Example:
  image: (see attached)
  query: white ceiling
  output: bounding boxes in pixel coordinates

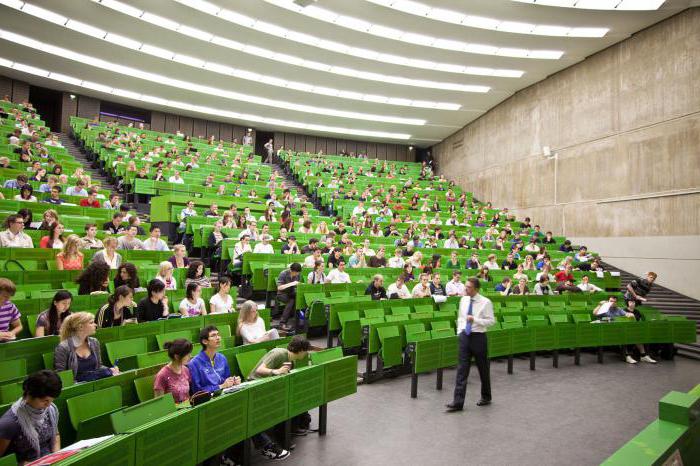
[0,0,693,145]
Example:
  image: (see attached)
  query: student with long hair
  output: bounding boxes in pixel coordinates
[95,285,135,328]
[55,235,84,271]
[179,283,207,317]
[153,338,193,403]
[209,277,234,314]
[39,222,65,249]
[114,263,140,290]
[75,262,110,295]
[184,260,211,288]
[237,300,279,344]
[35,290,72,337]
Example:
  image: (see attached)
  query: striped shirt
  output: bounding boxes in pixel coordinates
[0,301,21,332]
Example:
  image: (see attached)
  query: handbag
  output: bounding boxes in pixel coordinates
[189,390,213,406]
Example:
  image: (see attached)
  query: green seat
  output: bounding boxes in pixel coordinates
[328,291,350,298]
[338,310,362,348]
[412,304,433,314]
[502,315,523,324]
[136,350,170,369]
[391,306,410,316]
[110,393,177,434]
[376,326,403,368]
[105,337,148,366]
[431,328,455,339]
[410,312,433,319]
[134,374,156,403]
[526,315,548,327]
[502,320,524,329]
[156,331,194,350]
[407,331,431,343]
[384,315,405,322]
[363,308,385,319]
[43,352,54,370]
[236,349,268,381]
[430,320,451,331]
[0,359,26,384]
[67,386,122,440]
[438,302,457,313]
[548,314,569,325]
[310,347,344,364]
[572,313,592,324]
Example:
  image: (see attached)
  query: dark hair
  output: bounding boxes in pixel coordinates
[287,336,311,354]
[149,225,160,232]
[19,184,33,198]
[112,212,123,220]
[218,276,231,290]
[23,370,62,399]
[186,260,204,279]
[115,263,140,289]
[466,277,481,290]
[84,223,96,232]
[186,282,199,300]
[290,262,302,272]
[45,290,72,336]
[76,262,110,294]
[46,222,65,248]
[147,279,166,297]
[109,285,133,308]
[164,338,193,360]
[198,325,219,350]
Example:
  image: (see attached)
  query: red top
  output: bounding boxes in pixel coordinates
[79,198,101,208]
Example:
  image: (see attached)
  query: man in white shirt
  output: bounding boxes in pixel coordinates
[304,249,322,268]
[445,271,466,297]
[524,238,540,253]
[387,248,405,268]
[253,235,274,254]
[325,261,351,284]
[386,275,411,299]
[142,226,169,251]
[65,180,88,197]
[447,277,495,412]
[443,234,459,249]
[242,130,253,145]
[0,214,33,248]
[168,170,185,184]
[352,201,366,218]
[577,275,602,293]
[117,226,144,250]
[264,138,273,163]
[232,235,252,268]
[411,273,432,298]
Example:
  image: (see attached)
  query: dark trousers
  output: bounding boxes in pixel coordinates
[278,291,296,323]
[452,331,491,407]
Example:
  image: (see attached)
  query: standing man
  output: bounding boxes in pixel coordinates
[264,138,274,164]
[446,277,495,412]
[276,263,301,331]
[624,272,657,306]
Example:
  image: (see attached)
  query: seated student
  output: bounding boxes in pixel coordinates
[142,226,169,251]
[248,336,314,437]
[445,270,465,297]
[209,277,234,314]
[79,189,100,208]
[495,277,513,296]
[168,244,190,269]
[445,251,461,269]
[429,273,447,296]
[533,276,552,295]
[179,283,207,317]
[465,253,481,270]
[307,260,326,284]
[276,263,301,330]
[365,274,387,300]
[114,263,141,290]
[554,265,575,283]
[0,278,23,342]
[411,273,432,298]
[0,370,62,464]
[368,248,387,267]
[189,326,289,460]
[512,263,529,282]
[304,249,323,269]
[555,279,581,294]
[154,261,177,291]
[511,277,530,295]
[96,286,135,328]
[136,279,170,322]
[153,338,193,404]
[253,234,275,254]
[117,226,144,251]
[232,235,252,269]
[54,312,119,382]
[0,214,33,248]
[237,300,280,344]
[55,235,84,271]
[501,253,518,271]
[387,248,405,268]
[185,261,211,288]
[542,231,556,244]
[80,223,104,250]
[103,213,125,235]
[387,275,411,299]
[325,260,351,284]
[75,262,110,295]
[35,290,72,337]
[577,275,602,293]
[476,266,492,282]
[281,235,300,255]
[483,254,500,270]
[39,222,65,249]
[91,237,122,269]
[559,239,574,253]
[14,185,37,202]
[65,179,87,197]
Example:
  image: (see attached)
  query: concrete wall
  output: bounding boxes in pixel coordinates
[433,8,699,237]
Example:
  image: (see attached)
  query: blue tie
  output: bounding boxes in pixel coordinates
[465,298,473,335]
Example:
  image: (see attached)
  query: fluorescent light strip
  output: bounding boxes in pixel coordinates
[366,0,608,37]
[512,0,665,10]
[263,0,566,56]
[0,28,424,125]
[106,0,524,78]
[0,57,411,140]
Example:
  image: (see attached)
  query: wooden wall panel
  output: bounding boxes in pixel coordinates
[336,140,346,155]
[376,143,386,160]
[220,123,233,142]
[0,76,12,99]
[367,142,377,159]
[295,134,305,152]
[60,92,77,133]
[206,121,220,140]
[356,141,367,156]
[179,116,194,137]
[11,80,29,103]
[232,126,245,143]
[316,137,326,154]
[150,111,165,132]
[386,144,397,161]
[326,138,336,155]
[193,119,207,138]
[346,140,357,155]
[305,136,316,153]
[164,114,178,134]
[77,96,100,120]
[274,132,284,149]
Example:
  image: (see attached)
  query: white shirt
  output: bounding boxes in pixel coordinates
[578,282,602,292]
[387,256,405,268]
[168,176,185,184]
[0,230,34,248]
[142,237,169,251]
[178,297,206,316]
[233,242,252,259]
[443,238,459,249]
[303,255,318,268]
[239,317,267,344]
[445,280,466,297]
[209,293,233,313]
[352,206,365,217]
[253,243,274,254]
[326,268,351,284]
[457,294,495,334]
[387,283,411,299]
[484,261,500,270]
[412,283,432,298]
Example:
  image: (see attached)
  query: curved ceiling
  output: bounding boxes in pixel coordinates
[0,0,692,145]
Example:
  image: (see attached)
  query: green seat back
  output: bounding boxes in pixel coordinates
[156,330,194,350]
[67,386,122,439]
[310,347,344,364]
[376,326,402,368]
[431,321,451,331]
[363,308,385,319]
[236,349,268,381]
[412,304,433,314]
[134,374,156,403]
[391,306,411,316]
[431,328,455,339]
[105,337,148,365]
[0,359,26,384]
[110,393,177,434]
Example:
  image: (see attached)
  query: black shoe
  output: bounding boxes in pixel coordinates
[476,399,491,406]
[291,428,308,437]
[445,403,463,413]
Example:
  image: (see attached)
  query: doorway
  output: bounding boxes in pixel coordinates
[255,130,274,159]
[29,86,62,132]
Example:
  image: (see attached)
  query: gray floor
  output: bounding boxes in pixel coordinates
[257,352,699,466]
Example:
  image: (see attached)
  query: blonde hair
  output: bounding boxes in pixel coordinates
[236,300,258,336]
[173,244,186,254]
[158,261,173,277]
[62,234,82,257]
[59,311,94,341]
[103,236,118,248]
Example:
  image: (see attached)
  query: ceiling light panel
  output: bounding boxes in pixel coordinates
[0,28,428,125]
[512,0,665,10]
[0,56,412,140]
[87,0,515,85]
[4,1,466,109]
[366,0,609,37]
[263,0,564,58]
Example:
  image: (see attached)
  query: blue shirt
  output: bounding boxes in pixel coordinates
[188,351,230,394]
